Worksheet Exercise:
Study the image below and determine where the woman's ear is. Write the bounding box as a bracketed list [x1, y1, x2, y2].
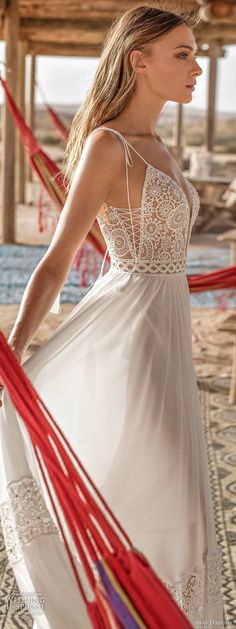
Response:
[129, 50, 146, 73]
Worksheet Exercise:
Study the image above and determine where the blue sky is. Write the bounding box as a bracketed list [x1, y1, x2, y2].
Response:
[0, 42, 235, 113]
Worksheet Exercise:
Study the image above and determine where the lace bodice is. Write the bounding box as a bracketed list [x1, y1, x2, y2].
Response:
[91, 127, 200, 274]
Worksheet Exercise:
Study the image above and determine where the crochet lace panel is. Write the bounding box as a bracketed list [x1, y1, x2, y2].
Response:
[0, 476, 223, 625]
[97, 164, 200, 274]
[0, 476, 59, 564]
[164, 552, 223, 625]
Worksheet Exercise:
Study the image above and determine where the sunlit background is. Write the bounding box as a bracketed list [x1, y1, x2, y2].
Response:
[0, 42, 235, 112]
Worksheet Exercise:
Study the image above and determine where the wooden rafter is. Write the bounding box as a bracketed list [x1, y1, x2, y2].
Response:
[0, 1, 234, 54]
[18, 0, 198, 20]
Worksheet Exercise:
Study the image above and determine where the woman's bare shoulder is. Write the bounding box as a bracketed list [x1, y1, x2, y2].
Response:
[84, 127, 125, 172]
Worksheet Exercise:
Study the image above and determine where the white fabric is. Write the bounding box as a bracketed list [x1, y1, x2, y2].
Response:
[49, 291, 61, 315]
[0, 127, 223, 628]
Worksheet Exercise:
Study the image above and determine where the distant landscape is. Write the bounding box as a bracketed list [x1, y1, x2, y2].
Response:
[32, 103, 236, 154]
[0, 102, 235, 182]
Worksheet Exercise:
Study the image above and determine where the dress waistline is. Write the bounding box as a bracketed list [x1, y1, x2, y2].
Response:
[107, 266, 187, 278]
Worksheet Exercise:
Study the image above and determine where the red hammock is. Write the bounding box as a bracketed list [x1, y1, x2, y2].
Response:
[1, 76, 236, 301]
[0, 76, 105, 260]
[35, 79, 69, 141]
[188, 264, 236, 293]
[44, 104, 69, 142]
[0, 332, 192, 629]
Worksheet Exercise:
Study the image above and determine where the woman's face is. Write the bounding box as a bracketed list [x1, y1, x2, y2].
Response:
[133, 23, 203, 104]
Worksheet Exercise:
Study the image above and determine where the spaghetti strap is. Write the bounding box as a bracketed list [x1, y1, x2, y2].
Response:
[90, 126, 143, 276]
[90, 126, 150, 167]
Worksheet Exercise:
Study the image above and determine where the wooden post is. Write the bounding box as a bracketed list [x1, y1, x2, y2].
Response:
[27, 54, 36, 183]
[173, 103, 183, 168]
[217, 229, 236, 404]
[16, 41, 27, 204]
[1, 0, 19, 243]
[206, 41, 225, 152]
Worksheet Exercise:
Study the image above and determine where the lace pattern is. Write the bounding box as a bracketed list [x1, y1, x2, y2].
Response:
[164, 552, 223, 624]
[0, 476, 223, 624]
[98, 164, 200, 274]
[0, 476, 59, 565]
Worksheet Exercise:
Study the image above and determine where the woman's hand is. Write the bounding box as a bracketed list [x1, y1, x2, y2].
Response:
[0, 346, 22, 408]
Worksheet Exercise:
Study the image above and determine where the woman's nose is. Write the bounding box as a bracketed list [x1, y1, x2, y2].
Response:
[195, 61, 203, 75]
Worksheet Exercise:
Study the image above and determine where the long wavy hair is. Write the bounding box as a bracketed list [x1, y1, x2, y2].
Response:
[63, 3, 198, 190]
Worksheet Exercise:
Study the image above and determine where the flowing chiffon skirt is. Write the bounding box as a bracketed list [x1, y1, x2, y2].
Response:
[0, 267, 223, 628]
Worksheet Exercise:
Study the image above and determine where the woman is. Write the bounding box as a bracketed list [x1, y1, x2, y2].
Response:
[0, 5, 223, 628]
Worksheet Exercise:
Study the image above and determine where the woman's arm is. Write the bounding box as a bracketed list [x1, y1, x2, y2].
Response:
[7, 130, 121, 358]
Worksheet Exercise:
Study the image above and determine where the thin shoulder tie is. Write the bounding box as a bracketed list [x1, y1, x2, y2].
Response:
[91, 126, 149, 167]
[90, 126, 134, 167]
[91, 126, 138, 276]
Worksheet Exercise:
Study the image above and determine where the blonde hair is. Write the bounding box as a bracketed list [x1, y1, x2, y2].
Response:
[63, 4, 198, 190]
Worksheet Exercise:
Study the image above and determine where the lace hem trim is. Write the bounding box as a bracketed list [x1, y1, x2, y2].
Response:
[163, 552, 223, 623]
[0, 476, 223, 625]
[0, 476, 59, 565]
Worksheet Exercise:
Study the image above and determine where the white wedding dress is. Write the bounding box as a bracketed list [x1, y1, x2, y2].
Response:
[0, 127, 223, 628]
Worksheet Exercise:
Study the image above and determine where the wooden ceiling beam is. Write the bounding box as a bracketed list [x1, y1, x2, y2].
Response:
[17, 17, 236, 46]
[20, 18, 107, 44]
[27, 42, 101, 57]
[0, 28, 236, 47]
[19, 0, 198, 20]
[21, 10, 119, 21]
[21, 17, 109, 30]
[194, 22, 236, 43]
[23, 24, 236, 48]
[0, 4, 236, 50]
[0, 0, 7, 16]
[25, 39, 231, 58]
[19, 0, 139, 19]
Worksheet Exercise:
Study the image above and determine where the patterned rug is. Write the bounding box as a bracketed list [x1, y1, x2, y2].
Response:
[0, 376, 235, 627]
[197, 375, 236, 626]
